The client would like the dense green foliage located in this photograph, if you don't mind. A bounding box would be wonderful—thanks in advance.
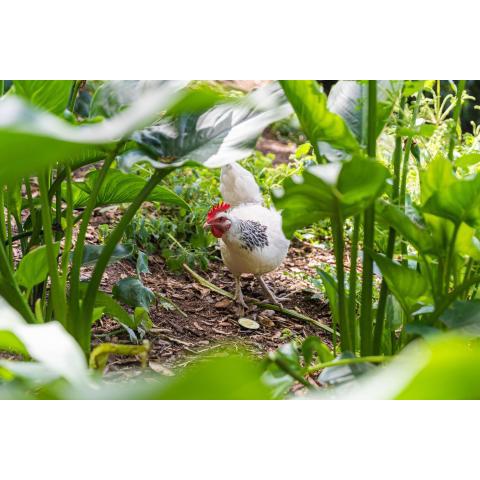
[1,79,480,399]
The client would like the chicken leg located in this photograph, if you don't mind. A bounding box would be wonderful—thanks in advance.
[234,275,248,310]
[256,275,284,306]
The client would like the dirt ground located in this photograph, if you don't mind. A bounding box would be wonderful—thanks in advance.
[88,234,335,376]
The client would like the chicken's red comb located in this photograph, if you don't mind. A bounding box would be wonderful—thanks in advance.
[207,201,231,220]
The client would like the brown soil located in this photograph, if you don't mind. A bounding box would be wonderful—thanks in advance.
[88,237,334,376]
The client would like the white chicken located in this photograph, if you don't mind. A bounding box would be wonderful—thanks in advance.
[204,162,290,309]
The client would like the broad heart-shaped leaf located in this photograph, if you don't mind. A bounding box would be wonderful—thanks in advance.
[272,158,389,238]
[78,244,133,267]
[439,300,480,336]
[280,80,360,158]
[316,80,403,161]
[118,82,292,171]
[0,297,88,387]
[70,354,273,400]
[66,169,189,210]
[14,243,60,290]
[371,252,432,315]
[419,153,457,205]
[13,80,73,116]
[422,175,480,227]
[91,80,230,119]
[376,199,436,254]
[0,81,188,183]
[112,277,155,310]
[314,334,480,399]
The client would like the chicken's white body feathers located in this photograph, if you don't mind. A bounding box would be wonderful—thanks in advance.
[218,163,289,277]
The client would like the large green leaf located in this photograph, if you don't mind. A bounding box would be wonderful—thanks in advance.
[419,153,457,205]
[91,80,230,119]
[439,300,480,336]
[15,243,60,290]
[0,81,188,182]
[0,297,88,386]
[67,169,189,209]
[13,80,73,116]
[118,82,292,170]
[272,158,389,237]
[422,176,480,227]
[78,244,133,267]
[280,80,361,159]
[68,354,273,400]
[372,252,432,315]
[376,199,435,254]
[112,277,155,310]
[312,80,402,161]
[315,334,480,399]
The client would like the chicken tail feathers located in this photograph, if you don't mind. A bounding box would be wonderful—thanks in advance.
[220,163,263,207]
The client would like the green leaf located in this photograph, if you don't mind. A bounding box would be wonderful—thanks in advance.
[0,81,188,183]
[280,80,360,157]
[371,252,432,315]
[420,153,457,205]
[301,336,333,365]
[74,354,274,400]
[315,334,480,399]
[112,277,155,310]
[136,251,150,275]
[67,169,189,210]
[15,243,60,289]
[13,80,73,116]
[90,290,137,329]
[376,199,435,254]
[318,352,375,386]
[119,82,292,170]
[316,268,339,326]
[0,297,88,386]
[423,176,480,227]
[78,244,133,267]
[273,158,389,237]
[455,152,480,168]
[439,300,480,336]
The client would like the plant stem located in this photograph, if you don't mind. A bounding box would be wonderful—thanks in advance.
[0,186,7,247]
[68,80,82,112]
[372,97,405,355]
[445,223,460,294]
[307,355,390,374]
[332,199,350,351]
[38,172,67,326]
[448,80,466,163]
[69,155,115,329]
[359,80,377,356]
[348,214,360,353]
[80,169,170,353]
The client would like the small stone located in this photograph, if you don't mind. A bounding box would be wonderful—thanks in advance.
[238,318,260,330]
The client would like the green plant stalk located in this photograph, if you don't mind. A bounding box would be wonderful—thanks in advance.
[448,80,466,163]
[399,91,423,264]
[307,355,390,374]
[348,214,360,353]
[54,174,63,242]
[61,166,74,275]
[444,222,460,294]
[463,258,474,299]
[0,80,4,96]
[24,178,36,251]
[38,172,67,326]
[68,80,82,112]
[5,201,13,267]
[372,102,405,355]
[0,231,38,324]
[332,200,351,351]
[359,80,377,356]
[0,187,7,247]
[79,169,171,353]
[69,155,115,327]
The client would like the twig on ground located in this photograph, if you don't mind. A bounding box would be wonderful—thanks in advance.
[183,264,337,337]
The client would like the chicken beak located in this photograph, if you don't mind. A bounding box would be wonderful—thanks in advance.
[203,221,211,230]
